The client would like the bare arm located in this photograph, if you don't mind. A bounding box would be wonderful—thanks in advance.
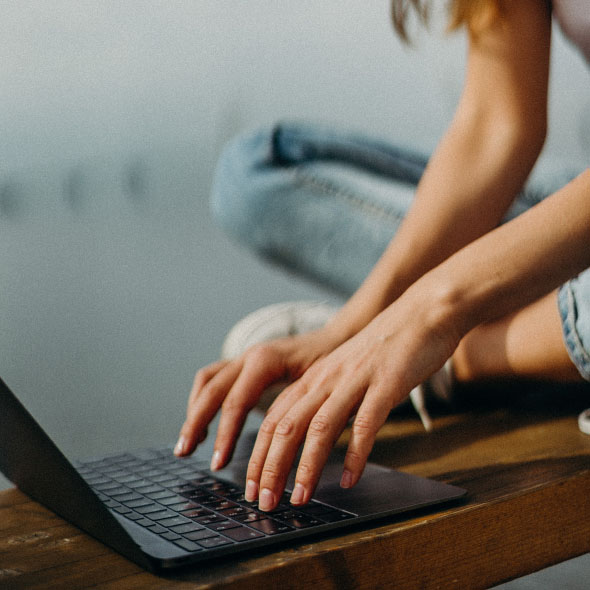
[325,0,552,343]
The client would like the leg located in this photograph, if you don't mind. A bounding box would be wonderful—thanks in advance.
[453,290,583,382]
[210,121,428,295]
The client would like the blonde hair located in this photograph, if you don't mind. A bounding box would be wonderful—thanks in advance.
[391,0,500,42]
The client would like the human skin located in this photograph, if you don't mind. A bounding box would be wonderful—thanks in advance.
[176,0,590,511]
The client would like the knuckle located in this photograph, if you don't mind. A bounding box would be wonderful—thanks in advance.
[351,414,375,438]
[246,343,275,365]
[259,416,278,435]
[193,366,213,388]
[221,396,245,415]
[308,413,332,437]
[295,461,314,480]
[247,458,263,475]
[261,464,281,486]
[275,416,296,438]
[201,381,222,401]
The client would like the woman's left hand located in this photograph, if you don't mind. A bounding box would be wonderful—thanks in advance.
[242,283,462,511]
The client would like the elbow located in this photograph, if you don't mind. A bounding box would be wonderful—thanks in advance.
[484,110,547,172]
[512,114,547,162]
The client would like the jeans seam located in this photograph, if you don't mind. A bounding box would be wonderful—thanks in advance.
[291,167,407,225]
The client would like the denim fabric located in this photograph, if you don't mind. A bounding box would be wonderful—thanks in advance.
[559,272,590,380]
[210,121,589,379]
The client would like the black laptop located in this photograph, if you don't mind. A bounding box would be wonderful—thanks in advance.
[0,377,466,572]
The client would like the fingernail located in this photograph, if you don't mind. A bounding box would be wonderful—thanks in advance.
[340,469,353,489]
[210,450,222,471]
[245,479,258,502]
[259,488,276,511]
[174,436,187,456]
[290,482,306,505]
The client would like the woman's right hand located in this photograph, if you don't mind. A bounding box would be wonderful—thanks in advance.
[174,327,343,470]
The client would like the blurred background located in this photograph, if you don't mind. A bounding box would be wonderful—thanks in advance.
[1,1,588,586]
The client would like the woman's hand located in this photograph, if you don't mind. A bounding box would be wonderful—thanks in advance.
[243,284,461,511]
[175,326,345,468]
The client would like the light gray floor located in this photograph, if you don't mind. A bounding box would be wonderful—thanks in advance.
[0,144,586,588]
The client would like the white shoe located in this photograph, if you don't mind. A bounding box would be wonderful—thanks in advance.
[222,301,454,431]
[222,301,340,360]
[579,409,590,435]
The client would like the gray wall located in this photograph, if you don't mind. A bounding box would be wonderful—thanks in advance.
[1,2,588,586]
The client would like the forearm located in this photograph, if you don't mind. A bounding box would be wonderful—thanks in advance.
[325,0,551,345]
[325,111,545,344]
[422,168,590,340]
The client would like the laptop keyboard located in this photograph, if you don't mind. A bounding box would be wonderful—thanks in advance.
[76,447,356,553]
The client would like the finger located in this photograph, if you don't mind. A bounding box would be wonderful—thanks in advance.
[256,389,329,511]
[290,382,363,507]
[211,350,289,471]
[340,386,393,489]
[188,360,231,403]
[244,381,309,504]
[175,360,242,456]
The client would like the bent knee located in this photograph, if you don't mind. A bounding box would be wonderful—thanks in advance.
[210,125,285,247]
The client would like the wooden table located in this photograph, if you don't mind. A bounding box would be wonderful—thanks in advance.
[1,381,589,589]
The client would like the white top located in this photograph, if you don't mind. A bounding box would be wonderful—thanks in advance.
[552,0,590,63]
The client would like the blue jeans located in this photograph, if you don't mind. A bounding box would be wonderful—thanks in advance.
[210,121,590,380]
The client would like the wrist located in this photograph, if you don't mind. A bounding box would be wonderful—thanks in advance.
[403,269,470,354]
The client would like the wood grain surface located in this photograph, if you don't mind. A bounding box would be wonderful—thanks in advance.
[1,381,589,589]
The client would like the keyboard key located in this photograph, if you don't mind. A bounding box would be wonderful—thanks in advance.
[123,498,153,509]
[247,518,293,535]
[110,492,142,503]
[112,505,133,515]
[173,538,203,552]
[197,535,233,549]
[209,521,242,532]
[171,483,194,494]
[145,510,175,521]
[135,503,164,515]
[134,484,165,495]
[166,501,199,512]
[221,526,265,542]
[125,511,143,521]
[161,531,182,541]
[127,479,154,489]
[183,529,218,541]
[86,475,113,486]
[92,481,129,494]
[160,478,190,489]
[198,494,222,505]
[195,514,227,526]
[115,474,142,484]
[158,516,192,528]
[170,522,205,534]
[104,499,122,509]
[158,495,188,506]
[181,508,212,519]
[151,473,179,484]
[234,511,265,524]
[145,490,177,501]
[147,524,168,534]
[219,506,251,518]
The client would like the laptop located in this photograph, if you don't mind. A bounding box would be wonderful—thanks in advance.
[0,377,466,572]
